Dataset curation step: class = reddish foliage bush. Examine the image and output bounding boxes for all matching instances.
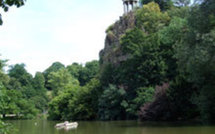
[139,83,172,121]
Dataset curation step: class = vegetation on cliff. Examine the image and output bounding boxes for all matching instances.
[1,0,215,126]
[99,0,215,123]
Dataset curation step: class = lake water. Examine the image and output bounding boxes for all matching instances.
[6,120,215,134]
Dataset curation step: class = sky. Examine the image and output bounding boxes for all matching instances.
[0,0,123,75]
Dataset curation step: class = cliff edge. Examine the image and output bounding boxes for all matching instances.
[99,12,136,66]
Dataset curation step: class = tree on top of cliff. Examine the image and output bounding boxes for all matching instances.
[136,2,170,33]
[140,0,173,10]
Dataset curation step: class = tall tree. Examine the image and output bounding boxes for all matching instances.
[174,0,215,123]
[66,63,83,79]
[32,72,48,112]
[43,62,65,78]
[67,60,99,86]
[47,68,79,96]
[33,72,46,90]
[98,84,127,120]
[8,64,33,86]
[43,62,65,89]
[79,60,99,86]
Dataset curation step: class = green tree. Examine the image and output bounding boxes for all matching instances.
[119,28,167,94]
[99,2,173,120]
[0,120,15,134]
[32,72,48,112]
[167,6,190,19]
[174,0,215,123]
[8,64,33,86]
[48,78,101,120]
[136,2,170,33]
[158,17,188,79]
[16,98,38,119]
[98,85,127,120]
[79,60,99,86]
[66,63,83,79]
[132,87,155,115]
[43,62,65,89]
[67,60,99,86]
[99,64,118,87]
[33,72,45,90]
[168,77,199,120]
[66,79,101,120]
[0,88,20,118]
[0,0,25,25]
[175,28,215,122]
[6,77,22,90]
[48,86,79,120]
[43,62,65,78]
[48,68,79,96]
[0,86,38,119]
[141,0,173,11]
[114,2,171,91]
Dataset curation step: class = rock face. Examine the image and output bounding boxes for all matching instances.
[99,12,136,66]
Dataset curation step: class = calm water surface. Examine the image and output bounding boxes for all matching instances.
[6,120,215,134]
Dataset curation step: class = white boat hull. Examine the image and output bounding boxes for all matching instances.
[55,121,78,130]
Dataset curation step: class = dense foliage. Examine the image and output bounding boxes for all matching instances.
[0,120,15,134]
[48,78,101,120]
[66,60,99,86]
[173,0,215,123]
[99,0,215,123]
[0,59,100,121]
[1,0,215,125]
[98,84,127,120]
[0,63,44,119]
[141,0,173,10]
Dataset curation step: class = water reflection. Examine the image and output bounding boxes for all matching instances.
[6,120,215,134]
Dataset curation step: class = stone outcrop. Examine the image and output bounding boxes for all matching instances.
[99,12,136,67]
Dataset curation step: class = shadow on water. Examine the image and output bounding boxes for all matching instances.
[116,120,205,128]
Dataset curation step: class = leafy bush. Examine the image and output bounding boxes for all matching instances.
[125,87,155,118]
[98,84,127,120]
[48,79,101,120]
[0,120,15,134]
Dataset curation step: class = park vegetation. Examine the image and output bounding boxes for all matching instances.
[1,1,215,133]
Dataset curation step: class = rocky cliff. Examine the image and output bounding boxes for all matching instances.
[99,12,136,66]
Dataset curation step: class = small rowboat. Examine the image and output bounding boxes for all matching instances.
[65,122,78,129]
[55,121,78,130]
[55,121,69,127]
